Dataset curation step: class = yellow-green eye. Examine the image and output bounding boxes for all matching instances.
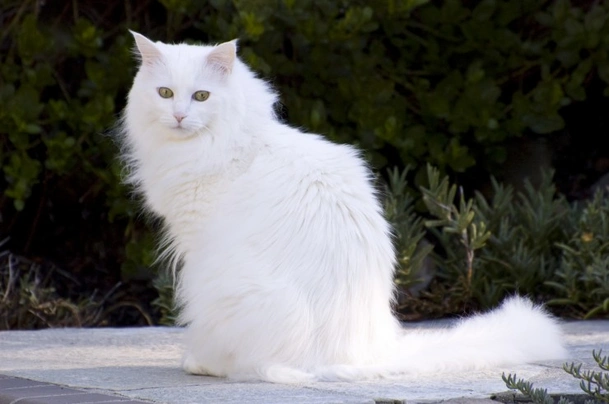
[158,87,173,98]
[193,90,210,102]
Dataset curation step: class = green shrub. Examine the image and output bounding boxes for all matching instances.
[232,0,609,180]
[550,191,609,318]
[390,166,609,318]
[383,167,433,291]
[151,271,178,326]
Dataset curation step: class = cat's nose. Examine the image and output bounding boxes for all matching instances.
[174,112,187,123]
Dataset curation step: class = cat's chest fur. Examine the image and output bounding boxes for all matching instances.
[136,134,261,250]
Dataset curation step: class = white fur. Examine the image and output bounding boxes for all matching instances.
[119,33,567,383]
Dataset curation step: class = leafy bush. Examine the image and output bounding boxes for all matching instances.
[551,191,609,318]
[390,166,609,319]
[2,0,609,327]
[383,167,433,291]
[232,0,609,179]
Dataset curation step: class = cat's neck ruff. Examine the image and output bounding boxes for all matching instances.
[130,116,265,216]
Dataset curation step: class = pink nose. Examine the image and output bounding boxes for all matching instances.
[174,113,186,123]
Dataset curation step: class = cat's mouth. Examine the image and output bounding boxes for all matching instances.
[160,118,204,137]
[170,121,191,131]
[167,123,200,139]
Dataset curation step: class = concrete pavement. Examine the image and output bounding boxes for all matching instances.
[0,320,607,403]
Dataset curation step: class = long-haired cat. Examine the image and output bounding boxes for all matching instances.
[119,31,567,383]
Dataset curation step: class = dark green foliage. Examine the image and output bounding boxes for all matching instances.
[502,350,609,404]
[228,0,609,178]
[2,1,609,327]
[151,271,178,326]
[421,165,491,296]
[550,193,609,318]
[470,172,571,308]
[383,167,433,289]
[390,167,609,318]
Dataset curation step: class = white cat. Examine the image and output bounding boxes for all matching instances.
[119,31,567,383]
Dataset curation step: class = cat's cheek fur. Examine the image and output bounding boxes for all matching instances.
[119,33,567,383]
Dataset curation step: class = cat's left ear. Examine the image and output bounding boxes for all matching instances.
[206,40,238,75]
[130,30,162,66]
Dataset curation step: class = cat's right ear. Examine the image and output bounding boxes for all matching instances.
[130,31,162,66]
[206,40,237,76]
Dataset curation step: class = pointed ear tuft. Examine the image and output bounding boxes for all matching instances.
[206,40,238,75]
[130,31,162,66]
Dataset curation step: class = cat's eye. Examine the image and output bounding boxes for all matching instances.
[158,87,173,98]
[193,90,210,102]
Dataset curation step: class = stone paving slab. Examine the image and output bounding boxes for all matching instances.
[0,374,149,404]
[0,321,607,403]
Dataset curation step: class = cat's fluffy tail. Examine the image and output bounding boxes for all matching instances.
[391,295,567,374]
[298,296,567,382]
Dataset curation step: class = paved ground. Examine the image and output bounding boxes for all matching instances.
[0,320,607,404]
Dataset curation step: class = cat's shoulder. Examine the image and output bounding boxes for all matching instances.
[265,125,361,164]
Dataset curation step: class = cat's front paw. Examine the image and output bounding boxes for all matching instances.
[182,353,221,377]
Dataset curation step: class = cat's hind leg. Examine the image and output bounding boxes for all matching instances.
[254,365,316,383]
[182,351,225,377]
[182,351,316,383]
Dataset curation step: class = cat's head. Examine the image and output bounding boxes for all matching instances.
[127,31,238,139]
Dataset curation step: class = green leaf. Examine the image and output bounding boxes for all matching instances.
[240,11,265,39]
[598,61,609,85]
[72,18,103,57]
[523,113,565,134]
[584,5,606,32]
[472,0,496,21]
[13,199,25,211]
[466,61,485,83]
[17,14,49,62]
[564,17,584,36]
[535,12,553,27]
[553,0,570,24]
[24,124,42,134]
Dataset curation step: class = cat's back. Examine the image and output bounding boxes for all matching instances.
[252,125,373,192]
[217,124,387,241]
[194,123,394,288]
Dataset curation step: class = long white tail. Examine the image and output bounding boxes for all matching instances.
[295,296,567,382]
[391,296,567,373]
